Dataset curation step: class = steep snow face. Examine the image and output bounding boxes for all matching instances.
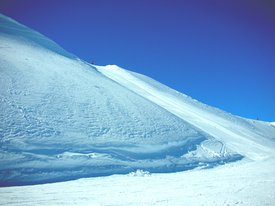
[0,14,274,186]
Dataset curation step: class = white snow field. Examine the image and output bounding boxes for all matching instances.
[0,13,275,205]
[1,159,275,206]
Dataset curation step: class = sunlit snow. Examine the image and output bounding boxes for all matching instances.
[0,13,275,205]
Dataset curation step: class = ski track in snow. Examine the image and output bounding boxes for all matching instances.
[0,13,275,205]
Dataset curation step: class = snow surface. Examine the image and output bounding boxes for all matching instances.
[96,65,275,161]
[1,159,275,206]
[0,13,245,186]
[0,13,275,205]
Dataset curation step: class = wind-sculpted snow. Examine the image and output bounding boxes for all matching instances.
[1,13,275,187]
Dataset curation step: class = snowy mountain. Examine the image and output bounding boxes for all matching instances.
[0,12,275,190]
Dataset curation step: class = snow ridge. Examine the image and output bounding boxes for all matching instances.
[0,13,76,59]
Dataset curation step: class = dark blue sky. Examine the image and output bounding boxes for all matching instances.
[1,0,274,121]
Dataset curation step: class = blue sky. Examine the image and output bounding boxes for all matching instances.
[1,0,274,121]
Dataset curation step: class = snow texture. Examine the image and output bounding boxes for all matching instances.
[0,13,275,205]
[1,159,274,206]
[0,13,247,186]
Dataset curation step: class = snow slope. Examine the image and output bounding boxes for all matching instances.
[0,13,249,186]
[96,65,275,161]
[0,13,275,204]
[0,14,76,59]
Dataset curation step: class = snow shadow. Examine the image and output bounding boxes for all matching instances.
[0,137,243,187]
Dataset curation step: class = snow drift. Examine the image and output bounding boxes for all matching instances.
[0,13,275,186]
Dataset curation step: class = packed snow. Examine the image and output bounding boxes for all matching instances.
[0,13,275,205]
